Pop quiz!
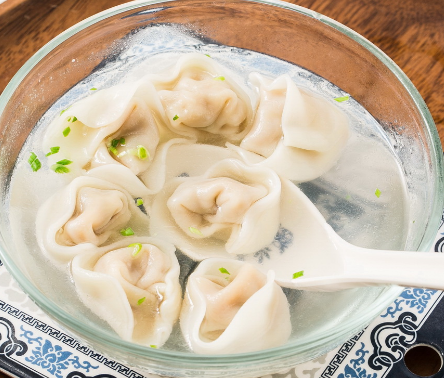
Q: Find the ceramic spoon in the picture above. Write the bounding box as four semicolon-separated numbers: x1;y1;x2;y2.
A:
239;178;444;292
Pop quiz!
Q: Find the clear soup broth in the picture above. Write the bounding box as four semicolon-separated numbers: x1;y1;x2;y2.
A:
8;25;407;352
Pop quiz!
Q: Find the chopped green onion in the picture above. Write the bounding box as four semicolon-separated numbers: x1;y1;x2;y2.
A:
150;345;157;349
292;271;304;279
137;297;146;305
189;227;203;235
63;127;71;137
28;152;41;172
219;267;230;275
111;139;119;148
334;95;350;103
129;243;143;257
71;116;78;122
136;198;144;206
205;54;211;57
109;146;118;156
137;145;149;160
51;164;70;174
120;227;135;236
28;152;37;164
375;188;381;198
214;76;225;81
119;137;126;146
60;106;70;116
45;146;60;156
173;115;179;121
90;87;97;91
56;159;72;166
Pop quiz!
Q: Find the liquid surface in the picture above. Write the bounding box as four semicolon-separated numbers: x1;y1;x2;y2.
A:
8;25;408;352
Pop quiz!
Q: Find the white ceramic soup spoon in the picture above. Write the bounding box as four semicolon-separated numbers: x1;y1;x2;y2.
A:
238;178;444;292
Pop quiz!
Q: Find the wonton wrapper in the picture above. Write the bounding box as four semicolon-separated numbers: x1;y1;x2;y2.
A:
150;158;281;259
180;258;291;354
147;53;254;144
87;140;241;199
232;73;349;182
36;176;149;265
43;80;171;176
72;237;181;347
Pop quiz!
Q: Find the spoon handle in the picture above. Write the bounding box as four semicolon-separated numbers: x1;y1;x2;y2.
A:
343;243;444;290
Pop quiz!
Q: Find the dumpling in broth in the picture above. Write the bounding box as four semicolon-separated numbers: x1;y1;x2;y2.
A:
231;73;349;182
43;80;165;177
57;187;131;246
180;258;291;354
36;176;149;265
72;238;181;347
90;98;160;175
167;177;267;243
150;158;281;260
149;54;254;144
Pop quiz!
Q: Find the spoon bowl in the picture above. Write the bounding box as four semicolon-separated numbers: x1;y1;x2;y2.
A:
241;178;444;292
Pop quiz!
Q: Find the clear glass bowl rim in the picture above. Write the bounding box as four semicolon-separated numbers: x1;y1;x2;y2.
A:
0;0;442;366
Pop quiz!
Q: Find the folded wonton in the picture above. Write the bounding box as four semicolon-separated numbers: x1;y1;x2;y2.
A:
36;176;149;265
148;53;254;144
150;159;281;260
43;80;171;177
72;237;181;347
180;258;291;354
231;73;349;182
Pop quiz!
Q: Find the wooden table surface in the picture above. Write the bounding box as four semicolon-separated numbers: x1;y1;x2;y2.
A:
0;0;443;377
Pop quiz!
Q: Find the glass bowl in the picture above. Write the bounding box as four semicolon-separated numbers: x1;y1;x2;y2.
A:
0;0;442;377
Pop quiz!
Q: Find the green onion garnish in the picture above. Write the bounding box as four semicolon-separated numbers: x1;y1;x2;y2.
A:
109;146;118;156
150;345;157;349
129;243;142;257
137;297;146;305
119;137;126;146
173;115;179;121
28;152;41;172
60;106;70;116
334;95;350;103
28;152;37;164
63;127;71;137
137;145;149;160
292;271;304;279
71;116;78;122
90;87;97;91
56;159;72;166
111;139;119;148
375;188;381;198
189;227;202;235
45;146;60;156
120;227;135;236
219;267;230;275
205;54;211;57
214;76;225;81
51;164;70;174
136;198;144;206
